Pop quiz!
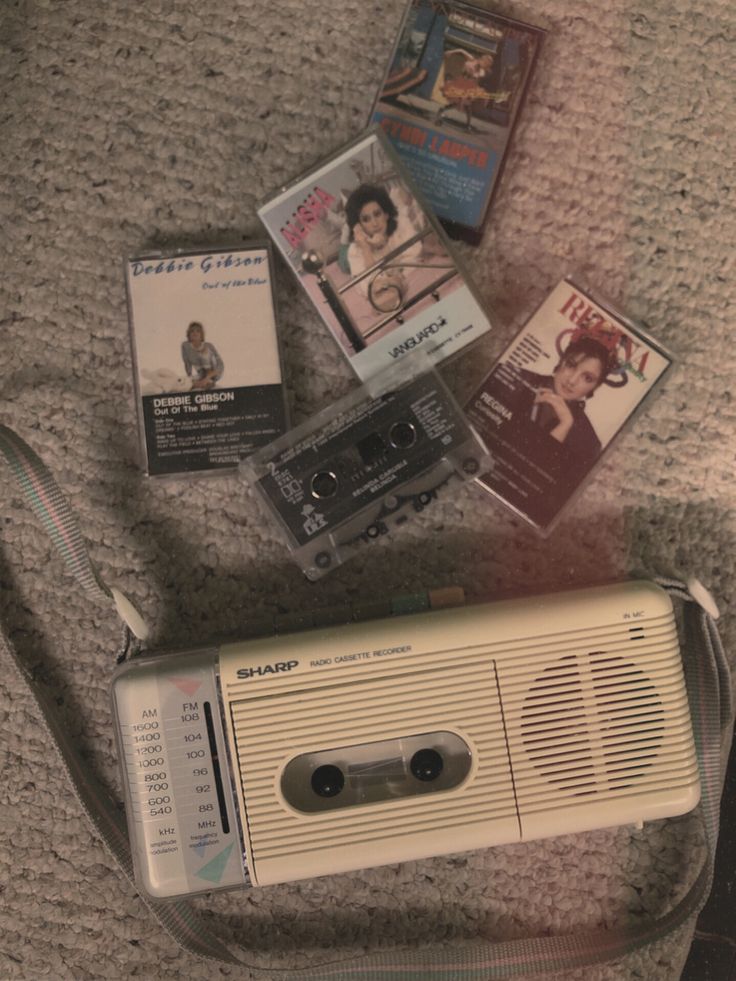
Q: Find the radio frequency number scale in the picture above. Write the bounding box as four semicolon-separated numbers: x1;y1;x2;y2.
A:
112;653;248;898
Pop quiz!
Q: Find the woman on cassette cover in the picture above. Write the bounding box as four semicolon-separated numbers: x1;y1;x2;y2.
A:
344;182;424;306
518;332;615;461
489;329;619;522
181;322;224;390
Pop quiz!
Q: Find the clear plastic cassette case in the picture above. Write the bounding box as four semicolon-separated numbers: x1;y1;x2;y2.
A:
125;242;288;477
257;127;493;381
465;277;675;534
370;0;545;244
243;356;490;579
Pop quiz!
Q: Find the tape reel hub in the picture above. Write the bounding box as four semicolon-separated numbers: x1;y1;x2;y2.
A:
410;748;444;782
311;471;339;499
389;421;417;449
311;764;345;798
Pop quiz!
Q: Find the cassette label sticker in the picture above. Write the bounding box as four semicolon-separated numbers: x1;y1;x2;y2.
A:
126;245;288;477
258;129;492;381
466;279;675;533
370;0;545;243
244;361;489;578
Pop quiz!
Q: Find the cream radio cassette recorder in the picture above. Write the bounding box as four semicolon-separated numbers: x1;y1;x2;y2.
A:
111;580;699;900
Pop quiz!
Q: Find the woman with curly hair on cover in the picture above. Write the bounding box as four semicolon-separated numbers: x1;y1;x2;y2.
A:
344;182;424;304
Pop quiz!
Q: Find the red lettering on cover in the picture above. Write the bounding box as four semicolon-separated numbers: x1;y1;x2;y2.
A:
313;187;335;208
559;291;588;322
636;350;649;374
279;187;336;249
383;119;427;148
433;138;488;168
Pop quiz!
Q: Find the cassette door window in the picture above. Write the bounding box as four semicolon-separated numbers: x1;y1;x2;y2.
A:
258;128;492;380
125;244;288;477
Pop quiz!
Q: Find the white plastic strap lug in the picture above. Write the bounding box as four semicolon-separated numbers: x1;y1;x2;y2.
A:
110;587;151;640
686;577;720;621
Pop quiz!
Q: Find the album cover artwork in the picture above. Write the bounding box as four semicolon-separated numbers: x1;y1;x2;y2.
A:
370;0;545;244
257;128;493;381
125;244;288;477
466;278;675;533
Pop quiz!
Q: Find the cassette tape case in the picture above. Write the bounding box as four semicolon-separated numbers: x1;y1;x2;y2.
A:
370;0;544;243
258;129;493;380
244;358;490;579
126;245;288;477
466;278;675;533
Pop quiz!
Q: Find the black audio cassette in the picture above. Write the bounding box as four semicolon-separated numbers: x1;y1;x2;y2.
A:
242;358;490;579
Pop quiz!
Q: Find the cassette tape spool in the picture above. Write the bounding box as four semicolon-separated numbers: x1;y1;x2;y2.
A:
242;359;490;579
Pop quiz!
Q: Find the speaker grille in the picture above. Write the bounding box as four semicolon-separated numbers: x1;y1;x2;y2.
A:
521;644;666;797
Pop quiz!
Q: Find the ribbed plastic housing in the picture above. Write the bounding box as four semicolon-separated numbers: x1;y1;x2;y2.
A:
230;661;518;879
217;581;699;886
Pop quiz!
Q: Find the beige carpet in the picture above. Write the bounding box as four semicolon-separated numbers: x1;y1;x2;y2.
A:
1;0;734;978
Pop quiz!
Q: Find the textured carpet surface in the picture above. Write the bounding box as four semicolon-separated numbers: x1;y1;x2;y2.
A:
0;0;734;978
